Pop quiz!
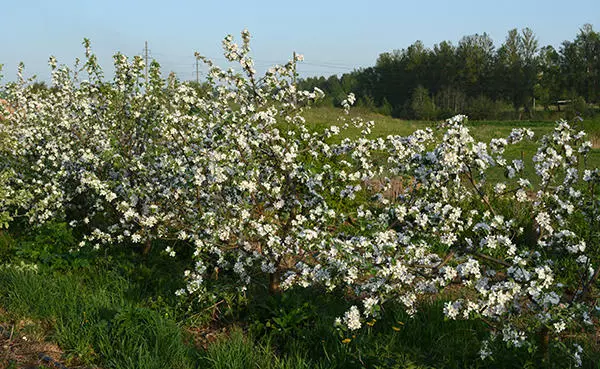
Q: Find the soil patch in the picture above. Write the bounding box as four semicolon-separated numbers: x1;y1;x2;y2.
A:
0;314;74;369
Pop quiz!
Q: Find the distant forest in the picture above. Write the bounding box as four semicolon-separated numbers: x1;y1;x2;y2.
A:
298;24;600;120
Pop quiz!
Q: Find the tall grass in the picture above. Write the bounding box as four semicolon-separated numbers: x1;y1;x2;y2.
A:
0;265;193;368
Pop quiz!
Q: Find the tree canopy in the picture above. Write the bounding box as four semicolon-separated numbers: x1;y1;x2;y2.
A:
299;24;600;120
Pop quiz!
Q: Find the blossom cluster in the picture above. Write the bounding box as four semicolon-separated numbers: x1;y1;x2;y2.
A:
1;32;598;365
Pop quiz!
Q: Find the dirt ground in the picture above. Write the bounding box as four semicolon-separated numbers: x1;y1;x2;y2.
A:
0;311;72;369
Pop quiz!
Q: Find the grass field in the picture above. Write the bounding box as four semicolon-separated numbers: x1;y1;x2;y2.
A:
303;106;600;144
303;107;600;184
1;108;600;368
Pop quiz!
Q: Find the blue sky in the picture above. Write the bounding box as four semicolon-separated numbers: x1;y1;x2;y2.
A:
1;0;598;82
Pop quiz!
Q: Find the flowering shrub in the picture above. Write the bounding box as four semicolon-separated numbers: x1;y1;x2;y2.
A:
0;31;598;365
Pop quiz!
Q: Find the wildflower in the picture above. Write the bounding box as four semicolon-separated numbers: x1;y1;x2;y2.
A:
479;340;492;360
444;301;461;320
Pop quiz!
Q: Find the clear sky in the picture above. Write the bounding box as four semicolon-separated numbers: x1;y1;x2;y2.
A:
1;0;598;82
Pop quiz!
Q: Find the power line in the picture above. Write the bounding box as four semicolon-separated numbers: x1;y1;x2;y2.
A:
134;45;359;82
142;48;359;72
301;61;356;69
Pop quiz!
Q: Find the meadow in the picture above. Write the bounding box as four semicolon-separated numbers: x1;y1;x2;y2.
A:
304;106;600;184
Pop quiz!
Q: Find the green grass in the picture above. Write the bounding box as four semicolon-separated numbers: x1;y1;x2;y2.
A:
303;106;600;142
0;264;193;368
303;106;600;185
198;328;330;369
3;260;598;368
302;107;430;138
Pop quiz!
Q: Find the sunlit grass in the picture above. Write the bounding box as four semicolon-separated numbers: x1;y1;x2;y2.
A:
303;106;600;184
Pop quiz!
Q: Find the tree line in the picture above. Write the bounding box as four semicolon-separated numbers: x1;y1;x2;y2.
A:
299;24;600;120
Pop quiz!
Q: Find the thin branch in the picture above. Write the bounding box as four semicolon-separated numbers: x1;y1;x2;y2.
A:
473;252;511;267
465;164;497;217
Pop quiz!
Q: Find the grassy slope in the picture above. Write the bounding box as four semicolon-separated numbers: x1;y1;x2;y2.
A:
303;106;600;144
303;106;600;184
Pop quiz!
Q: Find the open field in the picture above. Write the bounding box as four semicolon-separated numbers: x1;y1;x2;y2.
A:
303;107;600;145
304;106;600;184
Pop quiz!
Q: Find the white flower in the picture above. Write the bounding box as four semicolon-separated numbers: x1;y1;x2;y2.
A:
479;340;492;360
343;305;362;331
582;311;593;325
553;320;566;333
363;297;379;316
536;212;553;234
444;301;461;320
573;343;583;367
334;317;342;327
515;189;528;202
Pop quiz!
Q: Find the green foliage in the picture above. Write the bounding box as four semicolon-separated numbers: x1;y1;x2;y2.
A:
466;95;503;120
378;97;393;116
246;288;328;345
299;24;600;120
8;222;82;270
200;328;325;369
185;80;213;99
496;28;539;113
435;86;466;119
565;95;591;119
94;306;192;369
411;85;437;120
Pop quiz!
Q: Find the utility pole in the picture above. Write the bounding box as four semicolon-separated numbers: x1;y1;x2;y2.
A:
144;41;149;85
292;51;297;106
292;51;297;86
195;57;199;84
